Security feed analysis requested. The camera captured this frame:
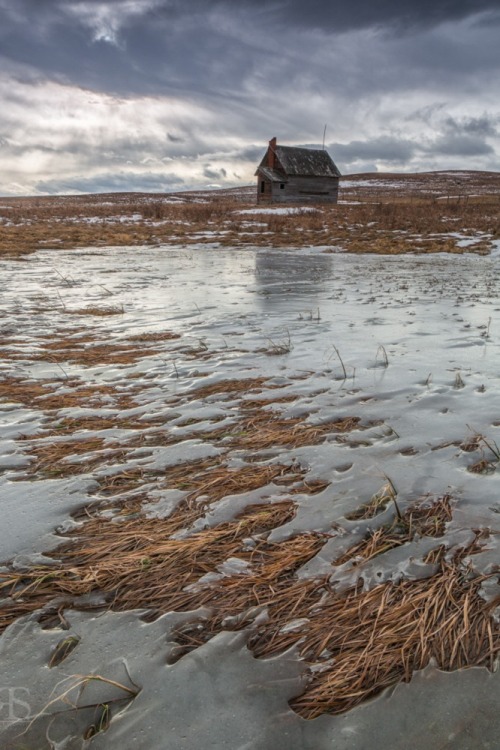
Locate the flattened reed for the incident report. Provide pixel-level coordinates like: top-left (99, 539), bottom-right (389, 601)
top-left (65, 305), bottom-right (124, 316)
top-left (178, 378), bottom-right (362, 451)
top-left (167, 497), bottom-right (499, 717)
top-left (5, 326), bottom-right (182, 369)
top-left (0, 376), bottom-right (52, 406)
top-left (22, 437), bottom-right (127, 479)
top-left (171, 539), bottom-right (499, 718)
top-left (167, 460), bottom-right (308, 499)
top-left (211, 411), bottom-right (361, 451)
top-left (2, 362), bottom-right (499, 722)
top-left (290, 556), bottom-right (499, 717)
top-left (0, 376), bottom-right (141, 414)
top-left (1, 493), bottom-right (498, 719)
top-left (40, 413), bottom-right (167, 437)
top-left (128, 331), bottom-right (181, 342)
top-left (240, 394), bottom-right (298, 410)
top-left (0, 500), bottom-right (303, 630)
top-left (344, 481), bottom-right (396, 520)
top-left (338, 495), bottom-right (453, 564)
top-left (35, 384), bottom-right (139, 412)
top-left (191, 377), bottom-right (272, 400)
top-left (35, 341), bottom-right (162, 366)
top-left (93, 458), bottom-right (309, 501)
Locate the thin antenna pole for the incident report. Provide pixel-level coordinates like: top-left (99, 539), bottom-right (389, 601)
top-left (322, 124), bottom-right (327, 150)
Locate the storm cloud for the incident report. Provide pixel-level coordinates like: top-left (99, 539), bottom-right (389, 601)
top-left (0, 0), bottom-right (499, 195)
top-left (35, 170), bottom-right (185, 195)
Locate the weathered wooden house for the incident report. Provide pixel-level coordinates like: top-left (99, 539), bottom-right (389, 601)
top-left (256, 137), bottom-right (341, 204)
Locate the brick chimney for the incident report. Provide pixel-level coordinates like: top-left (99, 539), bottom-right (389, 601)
top-left (268, 137), bottom-right (277, 168)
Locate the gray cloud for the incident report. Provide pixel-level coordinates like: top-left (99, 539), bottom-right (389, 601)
top-left (443, 114), bottom-right (499, 137)
top-left (203, 166), bottom-right (228, 179)
top-left (1, 0), bottom-right (497, 100)
top-left (425, 134), bottom-right (494, 157)
top-left (0, 0), bottom-right (499, 194)
top-left (240, 145), bottom-right (267, 162)
top-left (6, 0), bottom-right (498, 30)
top-left (330, 129), bottom-right (496, 172)
top-left (35, 171), bottom-right (185, 195)
top-left (252, 0), bottom-right (500, 33)
top-left (331, 137), bottom-right (416, 166)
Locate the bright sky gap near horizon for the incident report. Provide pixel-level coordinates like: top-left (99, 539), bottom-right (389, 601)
top-left (0, 0), bottom-right (499, 196)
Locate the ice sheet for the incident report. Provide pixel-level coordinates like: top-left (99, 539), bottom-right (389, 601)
top-left (2, 243), bottom-right (500, 747)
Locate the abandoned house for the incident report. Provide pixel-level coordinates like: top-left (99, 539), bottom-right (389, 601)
top-left (255, 137), bottom-right (341, 204)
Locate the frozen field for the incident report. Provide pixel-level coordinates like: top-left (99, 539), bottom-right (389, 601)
top-left (1, 243), bottom-right (500, 748)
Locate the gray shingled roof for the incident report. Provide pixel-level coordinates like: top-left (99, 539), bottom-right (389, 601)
top-left (275, 146), bottom-right (341, 177)
top-left (257, 144), bottom-right (341, 178)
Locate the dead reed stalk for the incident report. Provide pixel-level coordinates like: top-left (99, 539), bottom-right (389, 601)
top-left (22, 438), bottom-right (127, 479)
top-left (290, 556), bottom-right (499, 717)
top-left (204, 411), bottom-right (361, 451)
top-left (1, 493), bottom-right (498, 719)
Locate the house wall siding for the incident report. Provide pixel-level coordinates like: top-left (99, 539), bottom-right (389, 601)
top-left (271, 176), bottom-right (339, 204)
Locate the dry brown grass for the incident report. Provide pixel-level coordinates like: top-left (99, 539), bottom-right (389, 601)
top-left (3, 377), bottom-right (171, 480)
top-left (93, 457), bottom-right (312, 499)
top-left (0, 377), bottom-right (53, 406)
top-left (0, 341), bottom-right (168, 368)
top-left (128, 331), bottom-right (181, 342)
top-left (203, 410), bottom-right (361, 450)
top-left (344, 481), bottom-right (397, 520)
top-left (9, 375), bottom-right (358, 496)
top-left (1, 172), bottom-right (499, 257)
top-left (0, 499), bottom-right (305, 628)
top-left (39, 412), bottom-right (167, 437)
top-left (2, 335), bottom-right (499, 720)
top-left (230, 187), bottom-right (500, 253)
top-left (0, 192), bottom-right (243, 256)
top-left (65, 305), bottom-right (124, 316)
top-left (0, 326), bottom-right (181, 371)
top-left (166, 460), bottom-right (309, 499)
top-left (190, 377), bottom-right (272, 399)
top-left (35, 340), bottom-right (163, 366)
top-left (0, 376), bottom-right (147, 424)
top-left (21, 437), bottom-right (128, 479)
top-left (290, 553), bottom-right (498, 717)
top-left (37, 386), bottom-right (139, 412)
top-left (169, 496), bottom-right (458, 665)
top-left (170, 378), bottom-right (357, 453)
top-left (1, 494), bottom-right (497, 718)
top-left (240, 394), bottom-right (299, 410)
top-left (336, 495), bottom-right (453, 565)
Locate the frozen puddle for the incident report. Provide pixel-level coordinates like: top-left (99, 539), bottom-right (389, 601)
top-left (1, 244), bottom-right (500, 748)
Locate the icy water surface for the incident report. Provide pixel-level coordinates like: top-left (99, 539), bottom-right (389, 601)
top-left (1, 244), bottom-right (500, 748)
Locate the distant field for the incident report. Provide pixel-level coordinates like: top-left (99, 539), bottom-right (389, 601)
top-left (1, 170), bottom-right (499, 257)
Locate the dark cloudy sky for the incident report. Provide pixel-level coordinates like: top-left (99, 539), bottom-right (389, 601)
top-left (1, 0), bottom-right (499, 195)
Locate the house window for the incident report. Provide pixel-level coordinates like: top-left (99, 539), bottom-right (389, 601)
top-left (280, 183), bottom-right (285, 189)
top-left (260, 181), bottom-right (265, 193)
